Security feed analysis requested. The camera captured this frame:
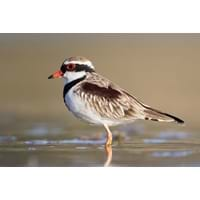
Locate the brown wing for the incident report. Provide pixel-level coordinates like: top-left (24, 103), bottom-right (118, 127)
top-left (74, 73), bottom-right (145, 121)
top-left (74, 73), bottom-right (184, 124)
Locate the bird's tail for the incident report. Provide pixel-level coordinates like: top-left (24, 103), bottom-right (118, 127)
top-left (142, 105), bottom-right (184, 124)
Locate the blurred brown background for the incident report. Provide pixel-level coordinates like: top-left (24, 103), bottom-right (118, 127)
top-left (0, 34), bottom-right (199, 129)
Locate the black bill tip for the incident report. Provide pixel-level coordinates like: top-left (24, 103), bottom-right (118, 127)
top-left (48, 75), bottom-right (53, 79)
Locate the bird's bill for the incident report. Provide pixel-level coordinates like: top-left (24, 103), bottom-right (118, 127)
top-left (48, 70), bottom-right (63, 79)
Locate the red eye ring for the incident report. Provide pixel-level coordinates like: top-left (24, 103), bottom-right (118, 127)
top-left (67, 63), bottom-right (75, 71)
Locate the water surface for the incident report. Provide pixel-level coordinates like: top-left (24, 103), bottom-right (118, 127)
top-left (0, 118), bottom-right (199, 166)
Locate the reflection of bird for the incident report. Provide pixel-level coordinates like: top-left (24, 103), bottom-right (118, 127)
top-left (48, 56), bottom-right (184, 146)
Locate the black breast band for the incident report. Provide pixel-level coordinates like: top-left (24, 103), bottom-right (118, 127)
top-left (63, 75), bottom-right (86, 102)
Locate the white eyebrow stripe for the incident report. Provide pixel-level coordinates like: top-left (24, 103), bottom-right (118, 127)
top-left (63, 60), bottom-right (94, 69)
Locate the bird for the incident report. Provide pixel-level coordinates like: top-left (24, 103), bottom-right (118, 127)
top-left (48, 56), bottom-right (184, 146)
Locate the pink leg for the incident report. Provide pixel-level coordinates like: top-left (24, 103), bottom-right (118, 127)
top-left (104, 124), bottom-right (113, 146)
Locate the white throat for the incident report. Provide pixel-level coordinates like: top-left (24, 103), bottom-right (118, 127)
top-left (63, 71), bottom-right (86, 84)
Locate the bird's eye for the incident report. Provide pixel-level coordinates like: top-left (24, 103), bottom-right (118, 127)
top-left (67, 64), bottom-right (75, 71)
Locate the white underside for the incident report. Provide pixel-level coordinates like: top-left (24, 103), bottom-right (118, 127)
top-left (64, 88), bottom-right (129, 126)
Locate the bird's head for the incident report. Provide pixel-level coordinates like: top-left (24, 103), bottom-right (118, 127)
top-left (48, 56), bottom-right (95, 82)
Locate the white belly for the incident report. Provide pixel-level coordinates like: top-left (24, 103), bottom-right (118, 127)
top-left (64, 89), bottom-right (120, 126)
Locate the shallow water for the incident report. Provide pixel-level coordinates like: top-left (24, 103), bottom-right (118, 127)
top-left (0, 119), bottom-right (199, 167)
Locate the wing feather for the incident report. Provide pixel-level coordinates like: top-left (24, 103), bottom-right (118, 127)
top-left (74, 73), bottom-right (145, 121)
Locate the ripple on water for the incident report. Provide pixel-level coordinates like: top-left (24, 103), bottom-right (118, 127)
top-left (75, 146), bottom-right (89, 150)
top-left (0, 135), bottom-right (17, 143)
top-left (118, 124), bottom-right (144, 135)
top-left (57, 139), bottom-right (105, 145)
top-left (159, 131), bottom-right (189, 140)
top-left (144, 138), bottom-right (167, 144)
top-left (143, 130), bottom-right (190, 144)
top-left (24, 140), bottom-right (49, 145)
top-left (152, 150), bottom-right (193, 158)
top-left (24, 138), bottom-right (106, 146)
top-left (26, 123), bottom-right (63, 136)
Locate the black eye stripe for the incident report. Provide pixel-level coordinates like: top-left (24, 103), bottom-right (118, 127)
top-left (60, 64), bottom-right (67, 73)
top-left (75, 64), bottom-right (95, 72)
top-left (60, 64), bottom-right (95, 73)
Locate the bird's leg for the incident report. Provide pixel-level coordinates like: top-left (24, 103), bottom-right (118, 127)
top-left (103, 124), bottom-right (113, 146)
top-left (104, 144), bottom-right (112, 167)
